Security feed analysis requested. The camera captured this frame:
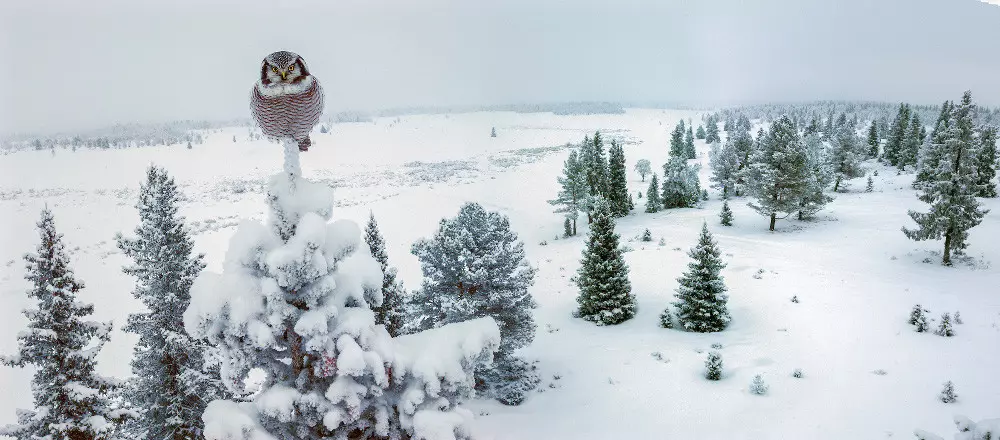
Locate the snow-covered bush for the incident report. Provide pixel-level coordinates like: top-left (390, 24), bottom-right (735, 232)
top-left (936, 313), bottom-right (954, 337)
top-left (658, 309), bottom-right (674, 329)
top-left (954, 311), bottom-right (963, 324)
top-left (704, 351), bottom-right (723, 381)
top-left (749, 374), bottom-right (768, 395)
top-left (939, 381), bottom-right (957, 403)
top-left (184, 147), bottom-right (501, 440)
top-left (641, 228), bottom-right (653, 242)
top-left (915, 414), bottom-right (1000, 440)
top-left (792, 369), bottom-right (803, 378)
top-left (909, 304), bottom-right (925, 325)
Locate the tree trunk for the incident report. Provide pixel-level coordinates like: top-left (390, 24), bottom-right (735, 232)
top-left (769, 213), bottom-right (777, 231)
top-left (833, 177), bottom-right (841, 192)
top-left (942, 230), bottom-right (953, 266)
top-left (572, 218), bottom-right (577, 236)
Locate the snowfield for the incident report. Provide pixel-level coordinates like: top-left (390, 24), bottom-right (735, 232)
top-left (1, 109), bottom-right (998, 439)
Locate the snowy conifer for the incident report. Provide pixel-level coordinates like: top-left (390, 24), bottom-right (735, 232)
top-left (661, 157), bottom-right (701, 209)
top-left (867, 120), bottom-right (880, 158)
top-left (744, 116), bottom-right (810, 231)
top-left (720, 201), bottom-right (733, 226)
top-left (884, 103), bottom-right (911, 166)
top-left (184, 144), bottom-right (501, 439)
top-left (865, 176), bottom-right (874, 192)
top-left (975, 126), bottom-right (997, 198)
top-left (798, 133), bottom-right (834, 220)
top-left (828, 123), bottom-right (865, 192)
top-left (364, 212), bottom-right (406, 337)
top-left (645, 174), bottom-right (661, 213)
top-left (696, 125), bottom-right (706, 139)
top-left (575, 198), bottom-right (636, 325)
top-left (549, 149), bottom-right (588, 235)
top-left (409, 203), bottom-right (539, 405)
top-left (564, 218), bottom-right (573, 237)
top-left (658, 308), bottom-right (675, 329)
top-left (909, 304), bottom-right (926, 325)
top-left (585, 132), bottom-right (609, 199)
top-left (673, 223), bottom-right (730, 332)
top-left (704, 351), bottom-right (723, 381)
top-left (670, 120), bottom-right (686, 159)
top-left (915, 313), bottom-right (930, 333)
top-left (685, 125), bottom-right (696, 159)
top-left (705, 117), bottom-right (721, 144)
top-left (709, 138), bottom-right (740, 199)
top-left (491, 126), bottom-right (497, 138)
top-left (954, 311), bottom-right (963, 324)
top-left (641, 228), bottom-right (653, 242)
top-left (898, 113), bottom-right (924, 169)
top-left (939, 381), bottom-right (957, 403)
top-left (634, 158), bottom-right (652, 182)
top-left (749, 374), bottom-right (768, 395)
top-left (936, 313), bottom-right (954, 337)
top-left (902, 91), bottom-right (989, 266)
top-left (115, 166), bottom-right (228, 440)
top-left (1, 209), bottom-right (133, 440)
top-left (606, 139), bottom-right (633, 217)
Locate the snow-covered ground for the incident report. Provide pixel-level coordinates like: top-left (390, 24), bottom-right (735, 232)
top-left (1, 109), bottom-right (998, 439)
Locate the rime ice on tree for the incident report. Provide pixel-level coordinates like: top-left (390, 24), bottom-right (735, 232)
top-left (184, 140), bottom-right (500, 440)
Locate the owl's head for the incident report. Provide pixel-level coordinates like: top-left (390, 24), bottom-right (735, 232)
top-left (260, 50), bottom-right (310, 85)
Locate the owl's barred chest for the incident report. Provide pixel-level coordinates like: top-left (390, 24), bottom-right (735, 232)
top-left (251, 78), bottom-right (324, 139)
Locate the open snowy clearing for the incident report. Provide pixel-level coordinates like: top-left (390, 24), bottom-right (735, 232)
top-left (1, 109), bottom-right (998, 439)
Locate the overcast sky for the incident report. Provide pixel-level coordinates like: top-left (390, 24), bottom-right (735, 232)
top-left (2, 0), bottom-right (999, 134)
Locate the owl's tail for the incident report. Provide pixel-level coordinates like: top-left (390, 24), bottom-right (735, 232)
top-left (297, 136), bottom-right (311, 152)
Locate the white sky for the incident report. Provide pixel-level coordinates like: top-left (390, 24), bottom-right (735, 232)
top-left (2, 0), bottom-right (999, 134)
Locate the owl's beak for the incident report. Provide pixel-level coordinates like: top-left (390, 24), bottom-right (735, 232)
top-left (280, 70), bottom-right (287, 80)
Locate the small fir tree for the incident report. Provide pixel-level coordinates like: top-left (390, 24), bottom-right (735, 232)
top-left (867, 120), bottom-right (880, 158)
top-left (564, 218), bottom-right (573, 237)
top-left (673, 223), bottom-right (731, 332)
top-left (658, 308), bottom-right (674, 329)
top-left (491, 126), bottom-right (497, 138)
top-left (709, 139), bottom-right (741, 199)
top-left (575, 198), bottom-right (636, 325)
top-left (954, 311), bottom-right (963, 324)
top-left (902, 91), bottom-right (990, 266)
top-left (749, 374), bottom-right (768, 395)
top-left (645, 174), bottom-right (662, 213)
top-left (720, 200), bottom-right (733, 226)
top-left (936, 312), bottom-right (954, 337)
top-left (705, 117), bottom-right (721, 144)
top-left (899, 113), bottom-right (923, 169)
top-left (975, 126), bottom-right (997, 198)
top-left (696, 125), bottom-right (706, 139)
top-left (1, 209), bottom-right (133, 440)
top-left (939, 381), bottom-right (957, 403)
top-left (884, 103), bottom-right (911, 166)
top-left (606, 139), bottom-right (633, 217)
top-left (634, 158), bottom-right (653, 182)
top-left (661, 157), bottom-right (701, 209)
top-left (915, 312), bottom-right (930, 333)
top-left (641, 228), bottom-right (653, 242)
top-left (908, 304), bottom-right (926, 325)
top-left (364, 212), bottom-right (407, 337)
top-left (685, 125), bottom-right (696, 159)
top-left (549, 149), bottom-right (588, 235)
top-left (865, 176), bottom-right (874, 192)
top-left (704, 351), bottom-right (723, 381)
top-left (670, 120), bottom-right (687, 159)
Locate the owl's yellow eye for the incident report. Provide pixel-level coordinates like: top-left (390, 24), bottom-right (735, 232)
top-left (272, 67), bottom-right (279, 73)
top-left (288, 65), bottom-right (295, 71)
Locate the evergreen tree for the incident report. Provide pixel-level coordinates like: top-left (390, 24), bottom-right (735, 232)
top-left (641, 228), bottom-right (653, 242)
top-left (867, 120), bottom-right (880, 158)
top-left (634, 158), bottom-right (653, 182)
top-left (908, 304), bottom-right (926, 325)
top-left (575, 198), bottom-right (636, 325)
top-left (670, 120), bottom-right (687, 159)
top-left (115, 166), bottom-right (227, 440)
top-left (704, 351), bottom-right (723, 381)
top-left (184, 154), bottom-right (501, 439)
top-left (1, 209), bottom-right (133, 440)
top-left (709, 138), bottom-right (740, 198)
top-left (410, 203), bottom-right (539, 405)
top-left (828, 121), bottom-right (865, 192)
top-left (865, 175), bottom-right (874, 192)
top-left (705, 117), bottom-right (721, 144)
top-left (744, 116), bottom-right (811, 231)
top-left (720, 200), bottom-right (733, 226)
top-left (805, 116), bottom-right (820, 136)
top-left (658, 308), bottom-right (674, 328)
top-left (902, 91), bottom-right (990, 266)
top-left (364, 212), bottom-right (406, 337)
top-left (884, 103), bottom-right (911, 166)
top-left (975, 126), bottom-right (997, 197)
top-left (549, 149), bottom-right (588, 234)
top-left (939, 381), bottom-right (957, 403)
top-left (685, 125), bottom-right (696, 159)
top-left (936, 313), bottom-right (954, 337)
top-left (899, 113), bottom-right (923, 168)
top-left (915, 119), bottom-right (950, 189)
top-left (645, 174), bottom-right (661, 213)
top-left (564, 218), bottom-right (573, 237)
top-left (673, 223), bottom-right (731, 332)
top-left (661, 157), bottom-right (701, 209)
top-left (729, 126), bottom-right (757, 196)
top-left (696, 125), bottom-right (706, 139)
top-left (798, 133), bottom-right (834, 219)
top-left (491, 126), bottom-right (497, 138)
top-left (606, 139), bottom-right (633, 217)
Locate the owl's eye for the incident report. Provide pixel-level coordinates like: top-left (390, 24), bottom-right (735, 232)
top-left (272, 67), bottom-right (279, 73)
top-left (288, 65), bottom-right (295, 71)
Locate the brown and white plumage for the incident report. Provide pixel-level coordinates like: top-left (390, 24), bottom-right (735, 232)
top-left (250, 51), bottom-right (324, 152)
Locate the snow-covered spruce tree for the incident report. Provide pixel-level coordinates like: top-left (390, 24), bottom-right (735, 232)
top-left (797, 133), bottom-right (834, 220)
top-left (954, 311), bottom-right (963, 324)
top-left (915, 312), bottom-right (930, 333)
top-left (915, 120), bottom-right (949, 190)
top-left (575, 197), bottom-right (636, 325)
top-left (364, 212), bottom-right (406, 337)
top-left (1, 209), bottom-right (133, 440)
top-left (748, 374), bottom-right (768, 395)
top-left (730, 124), bottom-right (757, 197)
top-left (696, 125), bottom-right (706, 140)
top-left (705, 117), bottom-right (721, 145)
top-left (606, 139), bottom-right (633, 217)
top-left (899, 113), bottom-right (924, 169)
top-left (908, 304), bottom-right (925, 325)
top-left (669, 120), bottom-right (686, 159)
top-left (491, 127), bottom-right (497, 138)
top-left (409, 202), bottom-right (539, 406)
top-left (661, 157), bottom-right (701, 209)
top-left (936, 313), bottom-right (954, 337)
top-left (720, 201), bottom-right (733, 226)
top-left (645, 174), bottom-right (661, 213)
top-left (673, 222), bottom-right (730, 332)
top-left (641, 228), bottom-right (653, 242)
top-left (883, 103), bottom-right (911, 166)
top-left (115, 166), bottom-right (228, 440)
top-left (865, 176), bottom-right (874, 192)
top-left (975, 126), bottom-right (997, 198)
top-left (704, 351), bottom-right (723, 381)
top-left (902, 91), bottom-right (990, 266)
top-left (658, 308), bottom-right (674, 329)
top-left (685, 125), bottom-right (696, 159)
top-left (709, 138), bottom-right (740, 199)
top-left (939, 381), bottom-right (957, 403)
top-left (184, 143), bottom-right (502, 440)
top-left (867, 120), bottom-right (880, 158)
top-left (634, 158), bottom-right (652, 182)
top-left (585, 132), bottom-right (609, 200)
top-left (563, 218), bottom-right (573, 238)
top-left (744, 116), bottom-right (810, 231)
top-left (828, 123), bottom-right (865, 192)
top-left (549, 149), bottom-right (588, 235)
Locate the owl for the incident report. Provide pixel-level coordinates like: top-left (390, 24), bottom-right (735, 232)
top-left (250, 51), bottom-right (325, 152)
